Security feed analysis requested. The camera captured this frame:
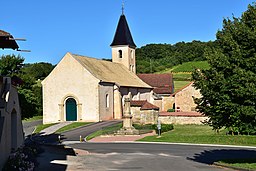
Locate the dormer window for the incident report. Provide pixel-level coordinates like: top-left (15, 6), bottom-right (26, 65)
top-left (118, 50), bottom-right (122, 58)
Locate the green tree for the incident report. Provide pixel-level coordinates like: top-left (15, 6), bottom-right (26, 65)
top-left (192, 3), bottom-right (256, 134)
top-left (21, 62), bottom-right (54, 80)
top-left (0, 54), bottom-right (24, 76)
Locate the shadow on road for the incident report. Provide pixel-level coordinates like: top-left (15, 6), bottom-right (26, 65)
top-left (35, 145), bottom-right (76, 171)
top-left (187, 149), bottom-right (256, 164)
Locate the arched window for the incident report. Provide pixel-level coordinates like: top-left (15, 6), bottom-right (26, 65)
top-left (118, 50), bottom-right (122, 58)
top-left (131, 50), bottom-right (134, 59)
top-left (106, 94), bottom-right (109, 108)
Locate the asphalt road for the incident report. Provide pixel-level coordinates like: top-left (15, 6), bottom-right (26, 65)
top-left (68, 142), bottom-right (256, 171)
top-left (22, 119), bottom-right (43, 136)
top-left (61, 120), bottom-right (121, 141)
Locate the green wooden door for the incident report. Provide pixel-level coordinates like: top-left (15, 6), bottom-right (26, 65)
top-left (66, 98), bottom-right (77, 121)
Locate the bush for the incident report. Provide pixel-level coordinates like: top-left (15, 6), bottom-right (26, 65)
top-left (152, 124), bottom-right (174, 133)
top-left (167, 109), bottom-right (175, 112)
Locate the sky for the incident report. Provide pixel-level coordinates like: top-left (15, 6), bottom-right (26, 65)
top-left (0, 0), bottom-right (255, 64)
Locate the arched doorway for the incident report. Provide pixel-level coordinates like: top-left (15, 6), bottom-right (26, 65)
top-left (65, 98), bottom-right (77, 121)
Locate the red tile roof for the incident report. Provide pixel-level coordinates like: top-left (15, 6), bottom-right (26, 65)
top-left (131, 100), bottom-right (159, 110)
top-left (137, 73), bottom-right (173, 94)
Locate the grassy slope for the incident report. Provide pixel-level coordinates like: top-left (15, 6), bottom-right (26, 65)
top-left (174, 81), bottom-right (191, 92)
top-left (34, 123), bottom-right (57, 134)
top-left (139, 125), bottom-right (256, 146)
top-left (22, 115), bottom-right (43, 122)
top-left (55, 122), bottom-right (91, 133)
top-left (217, 159), bottom-right (256, 170)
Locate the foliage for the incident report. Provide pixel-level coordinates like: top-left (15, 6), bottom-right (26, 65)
top-left (0, 54), bottom-right (24, 76)
top-left (0, 54), bottom-right (54, 119)
top-left (22, 115), bottom-right (43, 122)
top-left (167, 109), bottom-right (175, 112)
top-left (2, 144), bottom-right (42, 171)
top-left (152, 124), bottom-right (174, 133)
top-left (171, 61), bottom-right (210, 73)
top-left (21, 62), bottom-right (54, 80)
top-left (139, 125), bottom-right (256, 146)
top-left (136, 41), bottom-right (217, 73)
top-left (192, 3), bottom-right (256, 135)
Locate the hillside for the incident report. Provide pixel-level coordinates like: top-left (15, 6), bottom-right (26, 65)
top-left (158, 61), bottom-right (210, 92)
top-left (158, 61), bottom-right (210, 74)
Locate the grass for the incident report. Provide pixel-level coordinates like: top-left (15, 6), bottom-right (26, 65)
top-left (86, 123), bottom-right (122, 140)
top-left (34, 123), bottom-right (57, 134)
top-left (55, 122), bottom-right (92, 133)
top-left (22, 115), bottom-right (43, 122)
top-left (174, 81), bottom-right (191, 92)
top-left (138, 124), bottom-right (256, 146)
top-left (173, 72), bottom-right (192, 81)
top-left (157, 61), bottom-right (209, 74)
top-left (217, 158), bottom-right (256, 170)
top-left (172, 61), bottom-right (210, 72)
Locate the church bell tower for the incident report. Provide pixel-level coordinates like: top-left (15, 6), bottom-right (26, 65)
top-left (110, 8), bottom-right (137, 73)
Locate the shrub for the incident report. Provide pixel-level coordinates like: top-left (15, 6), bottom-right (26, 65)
top-left (152, 124), bottom-right (174, 134)
top-left (3, 143), bottom-right (43, 171)
top-left (167, 109), bottom-right (175, 112)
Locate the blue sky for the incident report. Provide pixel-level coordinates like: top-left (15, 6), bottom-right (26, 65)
top-left (0, 0), bottom-right (254, 64)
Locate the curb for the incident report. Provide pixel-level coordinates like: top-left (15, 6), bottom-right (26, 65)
top-left (213, 162), bottom-right (256, 171)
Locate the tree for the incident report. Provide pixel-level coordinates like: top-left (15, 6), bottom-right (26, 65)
top-left (192, 3), bottom-right (256, 134)
top-left (0, 54), bottom-right (24, 76)
top-left (21, 62), bottom-right (54, 80)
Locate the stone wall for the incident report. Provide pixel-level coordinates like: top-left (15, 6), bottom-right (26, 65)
top-left (131, 107), bottom-right (158, 124)
top-left (159, 112), bottom-right (208, 125)
top-left (159, 115), bottom-right (208, 125)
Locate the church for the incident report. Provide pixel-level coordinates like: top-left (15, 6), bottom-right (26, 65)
top-left (42, 13), bottom-right (156, 124)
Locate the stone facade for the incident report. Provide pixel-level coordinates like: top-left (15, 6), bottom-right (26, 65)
top-left (0, 77), bottom-right (24, 170)
top-left (42, 53), bottom-right (101, 124)
top-left (131, 107), bottom-right (159, 125)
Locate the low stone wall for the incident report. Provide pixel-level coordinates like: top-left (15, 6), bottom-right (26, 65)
top-left (131, 107), bottom-right (158, 124)
top-left (159, 112), bottom-right (208, 125)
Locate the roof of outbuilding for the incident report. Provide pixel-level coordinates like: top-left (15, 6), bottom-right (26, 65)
top-left (131, 100), bottom-right (159, 110)
top-left (110, 14), bottom-right (136, 48)
top-left (71, 53), bottom-right (151, 88)
top-left (0, 30), bottom-right (19, 50)
top-left (137, 73), bottom-right (173, 94)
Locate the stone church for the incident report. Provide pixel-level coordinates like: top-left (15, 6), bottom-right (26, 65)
top-left (42, 13), bottom-right (155, 124)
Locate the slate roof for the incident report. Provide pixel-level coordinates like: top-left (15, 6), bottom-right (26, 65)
top-left (71, 53), bottom-right (151, 88)
top-left (0, 30), bottom-right (19, 50)
top-left (131, 100), bottom-right (159, 110)
top-left (110, 14), bottom-right (136, 48)
top-left (137, 74), bottom-right (174, 94)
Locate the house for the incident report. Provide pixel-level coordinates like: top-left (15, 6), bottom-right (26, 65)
top-left (0, 76), bottom-right (24, 170)
top-left (172, 82), bottom-right (201, 112)
top-left (0, 30), bottom-right (19, 50)
top-left (137, 73), bottom-right (174, 111)
top-left (42, 13), bottom-right (156, 124)
top-left (0, 30), bottom-right (24, 170)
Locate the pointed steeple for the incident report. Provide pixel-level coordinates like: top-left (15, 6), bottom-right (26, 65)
top-left (110, 14), bottom-right (136, 48)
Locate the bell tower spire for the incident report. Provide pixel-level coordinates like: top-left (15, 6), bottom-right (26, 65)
top-left (110, 3), bottom-right (137, 73)
top-left (122, 1), bottom-right (124, 15)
